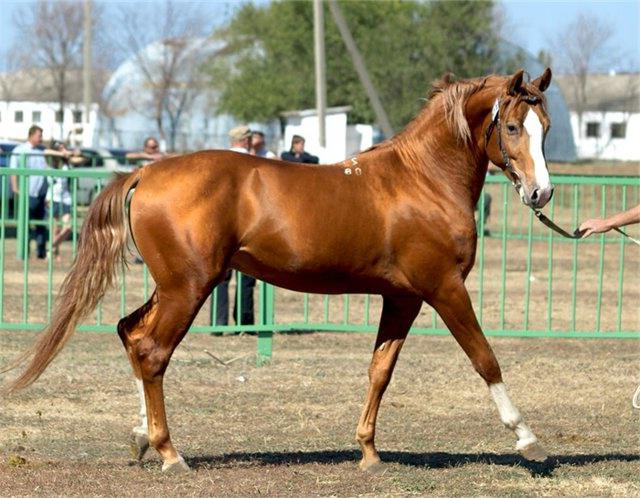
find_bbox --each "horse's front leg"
[357,296,422,472]
[429,275,547,461]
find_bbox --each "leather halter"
[483,97,589,241]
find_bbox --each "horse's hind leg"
[117,292,159,461]
[357,296,422,472]
[429,277,547,462]
[135,287,210,472]
[118,283,211,472]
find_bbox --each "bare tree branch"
[108,0,214,149]
[550,12,618,138]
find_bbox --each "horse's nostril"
[531,189,540,202]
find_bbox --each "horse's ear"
[442,72,455,85]
[507,69,525,96]
[532,67,552,92]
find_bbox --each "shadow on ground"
[186,450,640,477]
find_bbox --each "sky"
[0,0,638,72]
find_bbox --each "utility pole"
[313,0,326,147]
[83,0,92,129]
[328,0,393,138]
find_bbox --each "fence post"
[16,156,28,260]
[257,281,274,366]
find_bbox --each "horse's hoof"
[162,455,191,474]
[129,432,150,461]
[359,458,385,474]
[519,441,548,462]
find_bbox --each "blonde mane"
[428,75,489,143]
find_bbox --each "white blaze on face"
[523,109,550,190]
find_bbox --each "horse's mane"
[361,73,545,157]
[427,74,489,143]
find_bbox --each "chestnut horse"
[5,68,554,472]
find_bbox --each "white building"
[280,106,376,163]
[556,73,639,161]
[0,69,99,146]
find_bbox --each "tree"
[209,0,503,132]
[12,0,85,138]
[111,0,216,150]
[550,13,617,138]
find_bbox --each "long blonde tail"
[3,171,139,392]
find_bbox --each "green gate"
[1,159,638,365]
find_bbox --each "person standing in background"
[250,130,276,159]
[213,125,257,330]
[10,125,69,259]
[125,137,167,166]
[47,140,83,260]
[280,135,319,164]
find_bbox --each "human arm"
[125,151,154,160]
[43,148,71,159]
[579,203,640,238]
[125,151,169,163]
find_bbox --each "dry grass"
[0,161,639,495]
[0,331,639,496]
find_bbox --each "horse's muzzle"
[524,184,553,209]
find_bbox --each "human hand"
[578,218,613,238]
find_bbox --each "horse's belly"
[229,251,408,296]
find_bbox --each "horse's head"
[485,68,553,209]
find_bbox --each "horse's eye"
[506,124,519,135]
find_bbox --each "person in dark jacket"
[280,135,319,164]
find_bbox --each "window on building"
[32,111,41,122]
[15,111,23,123]
[55,110,64,123]
[586,122,600,138]
[73,110,82,123]
[610,123,626,139]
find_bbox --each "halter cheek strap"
[485,98,519,187]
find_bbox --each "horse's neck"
[393,112,489,209]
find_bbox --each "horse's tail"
[2,170,141,393]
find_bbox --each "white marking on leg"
[523,110,550,191]
[489,382,538,450]
[134,378,148,436]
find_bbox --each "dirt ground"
[0,331,638,497]
[0,161,638,496]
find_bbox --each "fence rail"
[1,163,639,364]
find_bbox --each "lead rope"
[634,385,640,410]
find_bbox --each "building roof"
[0,68,107,104]
[555,73,640,113]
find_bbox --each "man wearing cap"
[228,125,252,154]
[213,125,256,330]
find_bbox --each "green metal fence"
[1,159,639,365]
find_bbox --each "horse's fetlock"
[501,414,522,430]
